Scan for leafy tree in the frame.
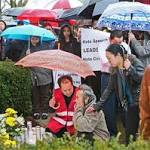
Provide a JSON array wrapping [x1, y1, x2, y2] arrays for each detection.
[[2, 0, 28, 10]]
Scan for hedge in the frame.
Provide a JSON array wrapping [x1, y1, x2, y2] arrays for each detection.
[[0, 60, 32, 116], [0, 135, 150, 150]]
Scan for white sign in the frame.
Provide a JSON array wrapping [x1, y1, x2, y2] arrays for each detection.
[[53, 71, 81, 89], [81, 28, 110, 71]]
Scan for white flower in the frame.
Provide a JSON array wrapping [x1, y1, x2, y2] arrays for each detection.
[[0, 128, 7, 135], [16, 117, 24, 126], [15, 128, 20, 132], [0, 114, 5, 120]]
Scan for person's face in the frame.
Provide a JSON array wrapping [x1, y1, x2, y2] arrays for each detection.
[[63, 27, 71, 38], [60, 80, 74, 97], [75, 90, 84, 107], [0, 21, 6, 31], [106, 51, 122, 67], [111, 37, 123, 45], [31, 36, 40, 45]]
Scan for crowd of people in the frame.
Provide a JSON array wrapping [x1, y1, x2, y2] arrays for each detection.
[[0, 18, 150, 145]]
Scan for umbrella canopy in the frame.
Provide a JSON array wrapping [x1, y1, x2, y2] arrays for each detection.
[[50, 0, 83, 10], [97, 1, 150, 31], [17, 9, 58, 24], [1, 24, 56, 41], [59, 6, 81, 19], [2, 7, 26, 17], [92, 0, 119, 17], [78, 0, 100, 18], [15, 50, 95, 78], [1, 16, 17, 26], [25, 0, 82, 10]]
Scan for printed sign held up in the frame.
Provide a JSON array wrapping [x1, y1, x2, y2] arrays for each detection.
[[81, 28, 110, 71]]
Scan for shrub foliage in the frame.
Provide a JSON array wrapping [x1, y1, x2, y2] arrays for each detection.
[[0, 61, 32, 116]]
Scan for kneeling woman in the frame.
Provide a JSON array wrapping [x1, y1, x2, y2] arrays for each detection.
[[73, 84, 110, 142]]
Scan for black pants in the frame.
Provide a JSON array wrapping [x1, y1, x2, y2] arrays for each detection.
[[82, 71, 101, 100], [124, 105, 139, 144], [45, 127, 67, 138], [117, 105, 139, 145], [32, 83, 51, 114], [101, 73, 118, 136]]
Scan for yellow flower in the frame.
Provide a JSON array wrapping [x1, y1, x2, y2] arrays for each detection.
[[1, 133, 9, 140], [4, 139, 16, 147], [11, 140, 16, 147], [5, 108, 17, 116], [5, 117, 16, 127]]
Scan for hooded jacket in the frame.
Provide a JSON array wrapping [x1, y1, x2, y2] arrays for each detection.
[[73, 94, 109, 141]]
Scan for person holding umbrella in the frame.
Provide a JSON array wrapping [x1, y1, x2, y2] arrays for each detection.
[[129, 31, 150, 67], [87, 44, 144, 144], [26, 36, 53, 120]]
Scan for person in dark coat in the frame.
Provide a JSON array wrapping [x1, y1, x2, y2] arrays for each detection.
[[5, 39, 27, 62], [129, 32, 150, 67], [87, 44, 144, 144], [27, 36, 53, 120], [55, 24, 80, 57]]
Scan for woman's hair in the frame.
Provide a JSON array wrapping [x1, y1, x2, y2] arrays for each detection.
[[58, 24, 74, 42], [0, 20, 6, 31], [79, 84, 96, 105], [106, 44, 127, 59]]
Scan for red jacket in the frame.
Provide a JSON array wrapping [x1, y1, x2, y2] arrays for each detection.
[[47, 87, 78, 135]]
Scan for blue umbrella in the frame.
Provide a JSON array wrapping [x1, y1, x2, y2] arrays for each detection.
[[97, 2, 150, 31], [1, 24, 56, 41]]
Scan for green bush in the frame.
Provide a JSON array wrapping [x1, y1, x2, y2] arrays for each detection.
[[0, 136, 150, 150], [0, 61, 32, 116]]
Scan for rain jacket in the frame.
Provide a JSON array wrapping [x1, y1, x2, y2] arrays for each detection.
[[93, 54, 144, 111], [73, 101, 109, 141], [47, 88, 78, 135]]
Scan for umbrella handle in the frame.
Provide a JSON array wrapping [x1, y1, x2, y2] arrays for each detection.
[[58, 42, 60, 49]]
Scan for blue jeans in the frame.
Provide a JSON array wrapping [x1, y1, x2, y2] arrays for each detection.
[[101, 72, 118, 136]]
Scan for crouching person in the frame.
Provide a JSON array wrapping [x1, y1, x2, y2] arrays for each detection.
[[73, 84, 110, 143], [46, 75, 78, 137]]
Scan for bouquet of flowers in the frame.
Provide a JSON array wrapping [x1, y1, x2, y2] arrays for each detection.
[[0, 108, 25, 147]]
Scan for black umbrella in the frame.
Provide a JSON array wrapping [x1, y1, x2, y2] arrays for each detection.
[[78, 0, 100, 19], [92, 0, 119, 17], [2, 7, 26, 17], [59, 6, 81, 19]]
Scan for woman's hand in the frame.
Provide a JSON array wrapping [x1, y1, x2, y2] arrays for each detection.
[[128, 32, 136, 41], [124, 59, 131, 70]]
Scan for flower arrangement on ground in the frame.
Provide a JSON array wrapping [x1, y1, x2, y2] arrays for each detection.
[[0, 108, 25, 148]]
